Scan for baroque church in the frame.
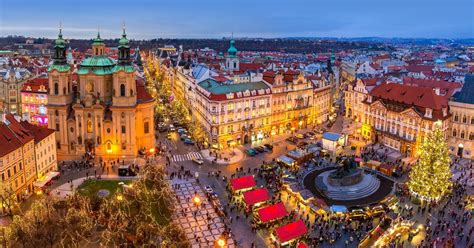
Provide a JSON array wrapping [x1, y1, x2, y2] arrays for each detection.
[[47, 28, 155, 159]]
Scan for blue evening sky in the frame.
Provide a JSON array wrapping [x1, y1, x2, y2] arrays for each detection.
[[1, 0, 472, 39]]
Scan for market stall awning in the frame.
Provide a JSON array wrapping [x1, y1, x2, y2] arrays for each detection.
[[230, 175, 256, 191], [33, 171, 60, 188], [329, 205, 348, 213], [297, 242, 309, 248], [258, 202, 289, 223], [322, 132, 342, 141], [277, 155, 295, 166], [243, 188, 270, 207], [275, 219, 308, 244]]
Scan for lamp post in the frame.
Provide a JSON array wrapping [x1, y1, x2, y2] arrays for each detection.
[[215, 236, 226, 248]]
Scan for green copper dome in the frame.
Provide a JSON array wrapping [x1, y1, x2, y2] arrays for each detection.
[[227, 39, 237, 58], [77, 56, 116, 75], [92, 32, 104, 45], [55, 29, 66, 48], [118, 28, 129, 48]]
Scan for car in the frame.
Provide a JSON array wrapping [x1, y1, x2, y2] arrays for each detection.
[[184, 138, 195, 145], [306, 131, 315, 136], [259, 145, 269, 152], [254, 146, 265, 153], [263, 144, 273, 150], [246, 148, 257, 156], [295, 134, 304, 139], [192, 158, 204, 165], [180, 134, 190, 140], [297, 141, 308, 148], [169, 124, 176, 132], [348, 209, 367, 220], [204, 185, 214, 194], [286, 137, 298, 144], [177, 128, 187, 135]]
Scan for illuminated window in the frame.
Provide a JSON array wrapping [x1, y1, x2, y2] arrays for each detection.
[[87, 120, 93, 133]]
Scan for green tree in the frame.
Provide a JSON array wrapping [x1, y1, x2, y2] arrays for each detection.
[[408, 124, 453, 202]]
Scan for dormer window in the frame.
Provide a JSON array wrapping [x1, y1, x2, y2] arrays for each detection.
[[424, 108, 432, 118]]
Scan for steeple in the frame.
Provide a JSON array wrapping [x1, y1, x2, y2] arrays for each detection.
[[53, 27, 67, 64], [92, 30, 106, 56], [227, 39, 237, 58], [117, 26, 131, 64]]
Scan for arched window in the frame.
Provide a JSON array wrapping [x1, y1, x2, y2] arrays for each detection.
[[462, 116, 467, 123], [452, 129, 457, 137], [63, 87, 66, 95], [461, 131, 465, 139], [54, 83, 59, 95], [87, 119, 93, 133], [470, 132, 474, 141], [120, 84, 126, 97], [454, 114, 459, 122]]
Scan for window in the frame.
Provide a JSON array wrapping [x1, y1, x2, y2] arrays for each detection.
[[121, 126, 126, 134], [120, 84, 126, 97], [19, 162, 22, 170], [453, 129, 457, 137], [454, 114, 459, 122], [54, 82, 59, 95], [461, 131, 465, 139], [462, 116, 467, 123], [55, 123, 60, 131], [469, 133, 474, 141], [107, 128, 111, 133], [144, 122, 149, 134], [106, 142, 112, 151], [87, 119, 93, 133]]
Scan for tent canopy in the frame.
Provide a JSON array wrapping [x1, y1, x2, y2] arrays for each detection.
[[258, 202, 289, 223], [33, 171, 60, 188], [277, 155, 295, 165], [275, 219, 308, 243], [297, 242, 309, 248], [243, 188, 270, 207], [322, 132, 342, 141], [329, 205, 348, 213], [230, 175, 256, 191]]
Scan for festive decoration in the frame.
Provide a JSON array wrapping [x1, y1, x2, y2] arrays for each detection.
[[408, 123, 452, 202]]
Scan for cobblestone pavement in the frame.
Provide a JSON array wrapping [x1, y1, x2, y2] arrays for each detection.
[[171, 178, 235, 248]]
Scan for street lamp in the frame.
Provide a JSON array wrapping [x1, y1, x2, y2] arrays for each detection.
[[215, 237, 226, 248], [192, 195, 201, 206]]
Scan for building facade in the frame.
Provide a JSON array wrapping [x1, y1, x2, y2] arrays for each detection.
[[21, 77, 49, 126], [47, 29, 155, 159], [448, 74, 474, 159]]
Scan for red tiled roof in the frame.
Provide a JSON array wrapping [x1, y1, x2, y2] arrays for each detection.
[[230, 175, 256, 191], [257, 202, 289, 223], [0, 115, 35, 157], [243, 188, 270, 207], [239, 63, 265, 71], [136, 79, 154, 103], [275, 219, 308, 243], [19, 121, 55, 144], [361, 77, 386, 86], [21, 77, 49, 92], [407, 64, 434, 73], [370, 83, 448, 110], [402, 77, 461, 97]]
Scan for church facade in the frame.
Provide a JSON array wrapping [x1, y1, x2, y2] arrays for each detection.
[[47, 29, 155, 160]]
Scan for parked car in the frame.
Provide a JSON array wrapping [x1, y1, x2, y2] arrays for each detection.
[[180, 134, 190, 140], [192, 158, 204, 165], [177, 128, 187, 135], [286, 137, 298, 144], [295, 134, 304, 139], [204, 185, 214, 194], [254, 146, 265, 153], [246, 148, 257, 156], [184, 138, 195, 145], [169, 124, 176, 132], [263, 144, 273, 150]]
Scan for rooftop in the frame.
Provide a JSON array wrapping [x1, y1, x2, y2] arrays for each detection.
[[452, 74, 474, 104]]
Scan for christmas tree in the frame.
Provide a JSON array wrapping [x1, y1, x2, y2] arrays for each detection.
[[408, 123, 452, 202]]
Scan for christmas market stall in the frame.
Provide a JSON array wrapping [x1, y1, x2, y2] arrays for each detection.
[[255, 202, 289, 225], [272, 219, 308, 246], [243, 187, 270, 209], [229, 175, 257, 193]]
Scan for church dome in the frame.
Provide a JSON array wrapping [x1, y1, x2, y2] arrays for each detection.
[[227, 40, 237, 58], [55, 30, 66, 48]]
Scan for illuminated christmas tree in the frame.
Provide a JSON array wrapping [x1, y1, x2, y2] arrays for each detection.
[[408, 123, 452, 202]]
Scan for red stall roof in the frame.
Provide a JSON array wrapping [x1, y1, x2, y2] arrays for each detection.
[[230, 175, 256, 191], [257, 202, 289, 223], [297, 242, 309, 248], [243, 188, 270, 207], [275, 219, 308, 244]]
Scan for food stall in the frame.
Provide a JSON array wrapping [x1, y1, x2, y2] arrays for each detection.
[[329, 205, 348, 215], [272, 219, 308, 246], [322, 132, 347, 155], [287, 149, 313, 165], [243, 188, 270, 209], [33, 171, 61, 194], [229, 175, 256, 193], [256, 202, 289, 224], [277, 155, 296, 169]]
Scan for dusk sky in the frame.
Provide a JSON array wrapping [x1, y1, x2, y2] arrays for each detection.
[[1, 0, 473, 39]]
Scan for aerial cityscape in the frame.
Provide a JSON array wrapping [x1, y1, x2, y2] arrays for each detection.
[[0, 0, 473, 247]]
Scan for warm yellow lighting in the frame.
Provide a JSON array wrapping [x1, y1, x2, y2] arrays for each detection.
[[149, 148, 155, 153], [193, 195, 201, 205], [116, 195, 124, 201], [36, 189, 43, 195], [106, 148, 113, 154], [216, 237, 226, 247]]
